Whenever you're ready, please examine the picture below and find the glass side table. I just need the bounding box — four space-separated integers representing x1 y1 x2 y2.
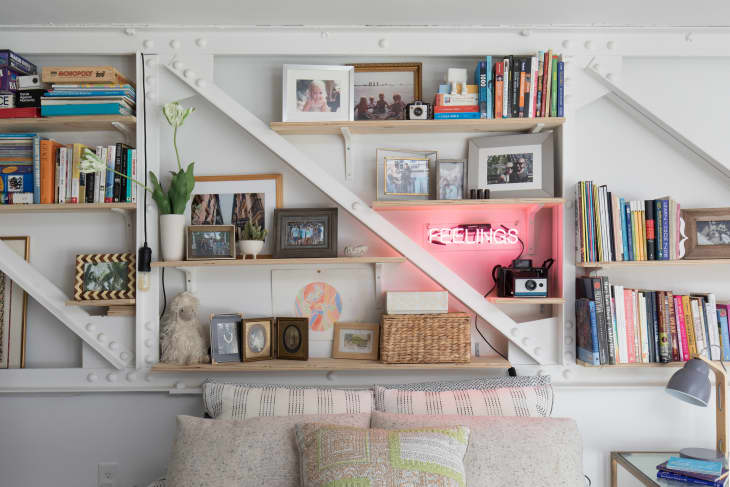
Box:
611 451 681 486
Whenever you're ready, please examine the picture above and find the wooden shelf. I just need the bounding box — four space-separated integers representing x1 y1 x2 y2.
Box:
151 256 406 268
487 297 566 304
576 259 730 269
0 115 136 133
270 118 564 135
66 299 136 307
372 198 564 210
0 202 136 213
577 360 711 368
150 356 510 373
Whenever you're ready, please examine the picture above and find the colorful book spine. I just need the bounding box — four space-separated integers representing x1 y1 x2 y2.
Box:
126 148 133 202
105 145 115 202
601 276 616 364
475 61 487 119
718 307 730 361
624 289 636 362
541 50 551 117
433 112 481 119
535 51 543 117
614 285 628 363
57 147 67 204
485 56 493 119
31 135 40 204
494 62 504 119
40 103 132 117
550 55 558 117
557 60 564 117
502 58 509 118
662 199 670 259
682 295 697 356
674 296 689 361
624 201 634 261
518 58 527 118
576 299 600 365
656 470 724 486
645 200 655 260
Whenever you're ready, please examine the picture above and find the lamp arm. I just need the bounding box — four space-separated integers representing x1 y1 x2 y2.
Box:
692 354 728 460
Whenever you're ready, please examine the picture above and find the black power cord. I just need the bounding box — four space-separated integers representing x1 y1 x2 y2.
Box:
137 53 152 275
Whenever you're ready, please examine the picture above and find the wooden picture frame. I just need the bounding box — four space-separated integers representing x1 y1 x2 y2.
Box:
210 313 244 364
242 318 274 362
1 236 29 368
273 208 338 258
681 208 730 259
73 252 135 301
186 225 236 260
275 317 309 360
332 322 380 360
436 159 468 200
376 148 438 201
349 63 422 121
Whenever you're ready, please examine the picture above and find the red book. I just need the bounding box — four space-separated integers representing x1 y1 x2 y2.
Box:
0 107 41 119
666 291 680 361
624 289 636 363
494 62 504 119
540 50 551 117
674 296 690 361
433 105 480 113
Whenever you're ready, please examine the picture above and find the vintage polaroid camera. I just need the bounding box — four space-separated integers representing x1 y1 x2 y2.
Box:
406 101 432 120
493 258 553 298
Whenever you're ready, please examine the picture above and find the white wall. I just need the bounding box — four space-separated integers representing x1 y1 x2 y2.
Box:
0 50 728 487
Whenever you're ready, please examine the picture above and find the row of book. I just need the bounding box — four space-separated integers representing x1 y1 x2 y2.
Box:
0 133 135 204
576 276 727 365
657 457 727 487
40 82 135 117
575 181 682 263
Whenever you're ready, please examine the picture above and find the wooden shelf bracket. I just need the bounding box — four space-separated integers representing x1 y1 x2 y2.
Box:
340 126 353 182
110 207 135 249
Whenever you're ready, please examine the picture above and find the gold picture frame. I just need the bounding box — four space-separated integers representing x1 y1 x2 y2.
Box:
349 63 422 121
186 225 236 260
332 322 380 360
376 148 437 201
242 318 274 362
1 236 29 368
73 253 135 301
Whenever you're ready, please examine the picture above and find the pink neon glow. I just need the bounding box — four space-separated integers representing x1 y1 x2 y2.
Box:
427 227 519 245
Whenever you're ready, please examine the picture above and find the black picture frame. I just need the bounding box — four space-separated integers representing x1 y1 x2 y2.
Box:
273 208 338 258
275 317 309 360
210 313 243 364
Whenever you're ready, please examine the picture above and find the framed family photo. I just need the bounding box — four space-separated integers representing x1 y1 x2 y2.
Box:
349 63 422 121
1 236 29 368
332 322 379 360
282 65 354 122
210 313 243 364
437 159 467 200
376 148 437 201
242 318 273 362
186 225 236 260
273 208 338 258
73 252 135 301
276 317 309 360
681 208 730 259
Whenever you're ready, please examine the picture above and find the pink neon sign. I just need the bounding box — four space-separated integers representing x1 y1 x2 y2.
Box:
427 226 519 246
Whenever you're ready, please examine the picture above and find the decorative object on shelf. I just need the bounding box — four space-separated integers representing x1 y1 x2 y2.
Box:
273 208 338 258
275 317 309 360
380 313 471 364
680 208 730 260
186 225 236 260
344 244 367 257
0 236 29 369
242 318 274 362
436 159 467 200
189 174 282 258
160 291 210 365
210 313 244 364
282 65 354 122
73 253 135 301
348 63 422 121
494 258 552 298
238 221 268 260
331 322 380 360
468 132 554 198
386 291 448 315
376 148 437 201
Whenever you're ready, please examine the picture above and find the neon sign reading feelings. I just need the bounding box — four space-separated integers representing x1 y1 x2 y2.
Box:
427 227 519 246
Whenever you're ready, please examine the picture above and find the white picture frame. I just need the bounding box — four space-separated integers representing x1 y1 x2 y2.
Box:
282 64 354 122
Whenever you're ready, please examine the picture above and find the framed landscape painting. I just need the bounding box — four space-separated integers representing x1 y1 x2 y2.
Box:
0 236 29 368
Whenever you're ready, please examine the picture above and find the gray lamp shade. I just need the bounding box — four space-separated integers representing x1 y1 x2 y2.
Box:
666 358 711 407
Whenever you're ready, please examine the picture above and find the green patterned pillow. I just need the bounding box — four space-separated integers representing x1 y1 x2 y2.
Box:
294 424 470 487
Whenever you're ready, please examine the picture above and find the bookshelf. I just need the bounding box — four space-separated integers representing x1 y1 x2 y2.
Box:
0 202 136 213
577 360 718 368
577 259 730 270
0 115 136 133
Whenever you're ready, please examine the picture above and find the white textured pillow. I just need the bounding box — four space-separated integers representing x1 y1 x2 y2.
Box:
374 385 551 417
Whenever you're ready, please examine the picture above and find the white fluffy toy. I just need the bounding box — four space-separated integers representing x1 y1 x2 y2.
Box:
160 291 210 365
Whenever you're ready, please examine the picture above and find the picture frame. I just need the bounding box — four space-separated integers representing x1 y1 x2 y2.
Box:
73 252 135 301
1 236 29 368
186 225 236 260
276 317 309 360
242 318 274 362
273 208 338 259
349 63 422 121
332 322 380 360
376 148 438 201
210 313 244 364
189 174 283 257
436 159 468 200
681 208 730 259
467 132 554 198
282 64 354 122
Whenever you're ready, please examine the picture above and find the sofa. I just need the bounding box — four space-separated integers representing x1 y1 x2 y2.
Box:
148 376 584 487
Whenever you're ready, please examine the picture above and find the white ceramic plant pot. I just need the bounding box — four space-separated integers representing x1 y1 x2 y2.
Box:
159 214 185 261
239 240 264 259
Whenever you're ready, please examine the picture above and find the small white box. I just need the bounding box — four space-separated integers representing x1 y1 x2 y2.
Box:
447 68 467 84
386 291 449 315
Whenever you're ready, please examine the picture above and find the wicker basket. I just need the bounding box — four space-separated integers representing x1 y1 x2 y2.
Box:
380 313 471 364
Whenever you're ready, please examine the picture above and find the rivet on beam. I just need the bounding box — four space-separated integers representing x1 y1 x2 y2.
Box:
145 355 154 365
87 373 98 383
685 32 694 42
86 323 95 332
170 39 181 49
143 40 154 49
127 372 137 382
562 369 573 380
109 342 119 351
145 58 156 68
124 28 136 37
184 69 195 79
97 333 106 343
320 32 329 39
379 38 389 49
173 61 184 71
107 373 118 383
144 338 153 348
584 40 594 50
120 352 130 361
606 73 615 81
565 351 575 362
175 382 186 389
196 79 207 88
562 40 572 48
519 29 531 37
511 328 519 337
534 347 542 356
607 40 616 50
144 321 153 331
145 75 154 85
565 336 574 345
196 38 207 47
522 337 530 346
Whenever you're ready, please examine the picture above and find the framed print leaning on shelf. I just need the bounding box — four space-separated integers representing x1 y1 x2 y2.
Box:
73 252 135 301
282 65 354 122
437 159 467 200
0 236 29 368
273 208 338 258
210 313 243 364
276 317 309 360
186 225 236 260
242 318 274 362
376 148 438 201
332 322 379 360
349 63 422 121
681 208 730 259
467 132 554 198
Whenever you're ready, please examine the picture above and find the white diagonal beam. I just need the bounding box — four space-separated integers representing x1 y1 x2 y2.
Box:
165 61 544 364
0 240 132 369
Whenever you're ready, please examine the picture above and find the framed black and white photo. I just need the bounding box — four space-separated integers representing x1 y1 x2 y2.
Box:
467 132 554 198
376 148 437 201
681 208 730 259
349 63 422 121
242 318 273 362
273 208 338 258
210 313 243 364
437 159 467 200
186 225 236 260
275 317 309 360
282 65 354 122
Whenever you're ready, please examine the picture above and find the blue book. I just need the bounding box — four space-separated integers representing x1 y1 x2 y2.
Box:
485 56 493 119
433 112 481 120
619 197 629 261
667 457 724 477
105 146 115 202
44 90 134 97
1 170 34 193
624 201 634 261
126 148 133 202
41 103 133 117
657 470 724 486
586 182 596 262
475 61 487 119
557 61 564 117
576 299 599 365
662 199 670 259
438 84 450 94
31 135 40 204
718 308 730 361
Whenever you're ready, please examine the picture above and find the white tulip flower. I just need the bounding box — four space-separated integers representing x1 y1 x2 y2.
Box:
79 149 107 173
163 101 195 128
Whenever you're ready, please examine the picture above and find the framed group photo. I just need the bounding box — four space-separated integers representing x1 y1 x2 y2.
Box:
349 63 422 121
282 65 354 122
376 148 437 201
273 208 338 258
186 225 236 260
681 208 730 259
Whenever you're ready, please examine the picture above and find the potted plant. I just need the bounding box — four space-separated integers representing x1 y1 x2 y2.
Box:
80 101 196 261
238 221 268 259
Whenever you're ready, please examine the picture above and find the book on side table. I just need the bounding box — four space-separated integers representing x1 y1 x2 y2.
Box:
656 457 728 486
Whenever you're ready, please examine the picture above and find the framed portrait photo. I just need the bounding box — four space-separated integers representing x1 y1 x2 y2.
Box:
1 236 29 368
273 208 337 258
210 313 243 364
282 65 354 122
376 148 437 201
332 322 379 360
242 318 274 362
186 225 236 260
437 159 467 200
349 63 422 121
276 317 309 360
73 253 135 301
467 132 554 198
681 208 730 259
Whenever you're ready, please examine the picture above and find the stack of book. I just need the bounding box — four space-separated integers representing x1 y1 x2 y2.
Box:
434 87 480 120
0 133 37 204
0 49 40 119
576 276 727 365
40 66 135 117
575 181 682 263
657 457 728 486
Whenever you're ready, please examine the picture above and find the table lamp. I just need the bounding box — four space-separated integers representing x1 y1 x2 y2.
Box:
666 355 728 462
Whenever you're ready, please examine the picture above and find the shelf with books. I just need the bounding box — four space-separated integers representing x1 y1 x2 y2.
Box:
577 259 730 271
0 115 136 133
150 256 407 268
372 198 564 210
577 360 718 368
0 202 136 213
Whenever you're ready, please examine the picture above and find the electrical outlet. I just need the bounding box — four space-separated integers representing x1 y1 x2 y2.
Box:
98 462 118 487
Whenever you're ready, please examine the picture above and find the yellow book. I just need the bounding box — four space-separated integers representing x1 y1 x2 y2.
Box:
71 143 90 204
682 295 697 356
580 182 588 262
631 202 641 261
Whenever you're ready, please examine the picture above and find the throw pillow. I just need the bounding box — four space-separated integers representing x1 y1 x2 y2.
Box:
372 411 584 487
374 384 551 417
202 382 374 419
295 423 470 487
166 413 371 487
